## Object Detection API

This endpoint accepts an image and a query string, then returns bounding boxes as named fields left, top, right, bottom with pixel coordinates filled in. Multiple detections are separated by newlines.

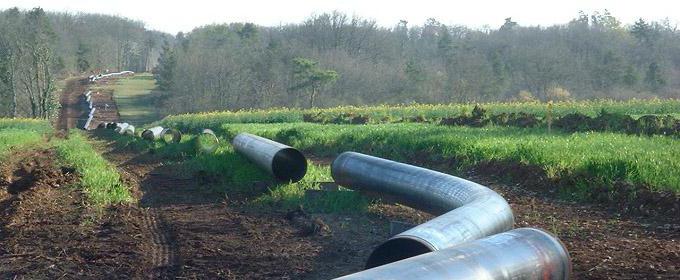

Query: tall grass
left=157, top=99, right=680, bottom=131
left=0, top=119, right=51, bottom=159
left=55, top=131, right=132, bottom=206
left=219, top=123, right=680, bottom=196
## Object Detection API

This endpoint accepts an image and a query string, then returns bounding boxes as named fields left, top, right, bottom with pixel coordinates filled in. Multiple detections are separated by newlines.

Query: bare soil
left=56, top=78, right=89, bottom=130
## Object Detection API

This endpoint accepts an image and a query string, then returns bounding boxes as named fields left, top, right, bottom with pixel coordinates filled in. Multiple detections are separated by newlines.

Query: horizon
left=1, top=0, right=680, bottom=34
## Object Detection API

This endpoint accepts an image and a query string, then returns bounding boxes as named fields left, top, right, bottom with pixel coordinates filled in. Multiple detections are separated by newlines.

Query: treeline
left=0, top=7, right=169, bottom=118
left=155, top=11, right=680, bottom=113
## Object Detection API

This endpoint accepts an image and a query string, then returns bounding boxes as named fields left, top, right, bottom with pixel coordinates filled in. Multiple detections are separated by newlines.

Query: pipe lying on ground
left=196, top=129, right=219, bottom=153
left=335, top=228, right=571, bottom=280
left=105, top=122, right=118, bottom=129
left=121, top=125, right=135, bottom=135
left=331, top=152, right=515, bottom=268
left=232, top=133, right=307, bottom=182
left=141, top=126, right=164, bottom=141
left=161, top=128, right=182, bottom=143
left=114, top=123, right=129, bottom=134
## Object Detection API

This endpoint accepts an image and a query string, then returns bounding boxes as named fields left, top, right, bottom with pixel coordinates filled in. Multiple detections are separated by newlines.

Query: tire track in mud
left=140, top=207, right=180, bottom=278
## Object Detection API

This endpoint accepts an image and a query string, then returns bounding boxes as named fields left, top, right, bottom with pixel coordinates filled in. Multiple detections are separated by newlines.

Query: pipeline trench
left=1, top=76, right=679, bottom=279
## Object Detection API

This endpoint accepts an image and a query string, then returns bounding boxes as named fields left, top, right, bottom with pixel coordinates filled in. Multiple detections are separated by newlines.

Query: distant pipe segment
left=331, top=152, right=515, bottom=268
left=161, top=128, right=182, bottom=143
left=335, top=228, right=571, bottom=280
left=142, top=126, right=165, bottom=141
left=196, top=129, right=219, bottom=153
left=232, top=133, right=307, bottom=182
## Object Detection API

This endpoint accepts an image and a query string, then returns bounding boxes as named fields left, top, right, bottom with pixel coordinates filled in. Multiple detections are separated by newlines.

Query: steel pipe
left=331, top=152, right=514, bottom=268
left=335, top=228, right=571, bottom=280
left=161, top=128, right=182, bottom=143
left=196, top=129, right=219, bottom=153
left=141, top=126, right=165, bottom=141
left=232, top=133, right=307, bottom=182
left=113, top=123, right=128, bottom=133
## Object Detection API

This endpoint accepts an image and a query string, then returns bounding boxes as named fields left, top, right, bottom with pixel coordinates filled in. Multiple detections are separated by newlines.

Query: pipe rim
left=365, top=235, right=436, bottom=269
left=161, top=128, right=182, bottom=143
left=272, top=148, right=307, bottom=182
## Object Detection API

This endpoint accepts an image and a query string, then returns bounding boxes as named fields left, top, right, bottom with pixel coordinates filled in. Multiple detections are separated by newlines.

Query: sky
left=2, top=0, right=680, bottom=34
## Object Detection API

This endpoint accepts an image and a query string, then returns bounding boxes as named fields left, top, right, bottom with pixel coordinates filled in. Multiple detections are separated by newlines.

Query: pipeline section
left=332, top=152, right=515, bottom=268
left=196, top=129, right=219, bottom=153
left=232, top=133, right=307, bottom=182
left=89, top=70, right=134, bottom=82
left=336, top=228, right=571, bottom=280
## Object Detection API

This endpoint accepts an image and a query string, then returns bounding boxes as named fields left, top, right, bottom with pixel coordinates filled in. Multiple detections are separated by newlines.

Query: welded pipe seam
left=331, top=152, right=515, bottom=268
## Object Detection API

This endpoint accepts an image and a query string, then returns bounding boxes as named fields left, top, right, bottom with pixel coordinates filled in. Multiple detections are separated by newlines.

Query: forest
left=0, top=7, right=169, bottom=118
left=154, top=11, right=680, bottom=113
left=2, top=8, right=680, bottom=117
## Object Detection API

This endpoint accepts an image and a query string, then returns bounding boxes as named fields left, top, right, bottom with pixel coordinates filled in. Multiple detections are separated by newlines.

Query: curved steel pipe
left=335, top=228, right=571, bottom=280
left=232, top=133, right=307, bottom=182
left=331, top=152, right=514, bottom=268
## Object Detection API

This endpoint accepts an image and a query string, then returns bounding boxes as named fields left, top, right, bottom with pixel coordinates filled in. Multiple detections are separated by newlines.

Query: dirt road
left=56, top=78, right=89, bottom=130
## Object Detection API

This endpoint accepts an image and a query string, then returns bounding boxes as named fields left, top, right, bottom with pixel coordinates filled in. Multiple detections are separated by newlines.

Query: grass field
left=0, top=119, right=52, bottom=159
left=158, top=99, right=680, bottom=130
left=0, top=118, right=131, bottom=207
left=97, top=73, right=161, bottom=126
left=143, top=98, right=680, bottom=210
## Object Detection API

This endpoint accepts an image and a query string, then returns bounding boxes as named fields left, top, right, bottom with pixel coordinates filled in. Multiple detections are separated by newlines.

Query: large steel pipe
left=331, top=152, right=514, bottom=268
left=335, top=228, right=571, bottom=280
left=232, top=133, right=307, bottom=182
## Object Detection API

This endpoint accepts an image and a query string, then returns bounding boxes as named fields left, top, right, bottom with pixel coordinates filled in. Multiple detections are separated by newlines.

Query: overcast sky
left=2, top=0, right=679, bottom=34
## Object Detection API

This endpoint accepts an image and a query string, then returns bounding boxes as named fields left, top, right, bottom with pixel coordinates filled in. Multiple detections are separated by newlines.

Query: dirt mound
left=0, top=150, right=149, bottom=279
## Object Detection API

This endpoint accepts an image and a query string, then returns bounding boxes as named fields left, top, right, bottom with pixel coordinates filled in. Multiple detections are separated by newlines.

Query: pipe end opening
left=272, top=148, right=307, bottom=183
left=161, top=129, right=182, bottom=143
left=365, top=237, right=433, bottom=269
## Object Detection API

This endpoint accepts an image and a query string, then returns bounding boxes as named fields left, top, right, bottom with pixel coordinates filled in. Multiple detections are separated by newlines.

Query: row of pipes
left=88, top=70, right=135, bottom=82
left=230, top=132, right=572, bottom=280
left=82, top=91, right=96, bottom=130
left=94, top=123, right=570, bottom=279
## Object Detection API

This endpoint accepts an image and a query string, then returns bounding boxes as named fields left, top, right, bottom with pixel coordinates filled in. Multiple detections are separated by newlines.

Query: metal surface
left=141, top=126, right=165, bottom=141
left=335, top=228, right=571, bottom=280
left=121, top=125, right=135, bottom=135
left=114, top=123, right=129, bottom=134
left=232, top=133, right=307, bottom=182
left=160, top=128, right=182, bottom=143
left=196, top=129, right=219, bottom=153
left=331, top=152, right=514, bottom=268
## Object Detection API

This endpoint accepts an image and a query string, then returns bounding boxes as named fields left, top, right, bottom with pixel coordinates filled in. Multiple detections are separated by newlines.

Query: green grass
left=109, top=127, right=370, bottom=213
left=158, top=99, right=680, bottom=131
left=0, top=119, right=51, bottom=159
left=0, top=119, right=130, bottom=208
left=216, top=123, right=680, bottom=197
left=97, top=72, right=161, bottom=126
left=55, top=131, right=132, bottom=206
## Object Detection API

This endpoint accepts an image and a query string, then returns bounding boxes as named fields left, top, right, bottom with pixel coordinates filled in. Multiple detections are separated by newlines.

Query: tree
left=500, top=18, right=518, bottom=31
left=290, top=58, right=338, bottom=108
left=20, top=7, right=57, bottom=119
left=153, top=41, right=175, bottom=91
left=76, top=42, right=90, bottom=72
left=644, top=62, right=665, bottom=91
